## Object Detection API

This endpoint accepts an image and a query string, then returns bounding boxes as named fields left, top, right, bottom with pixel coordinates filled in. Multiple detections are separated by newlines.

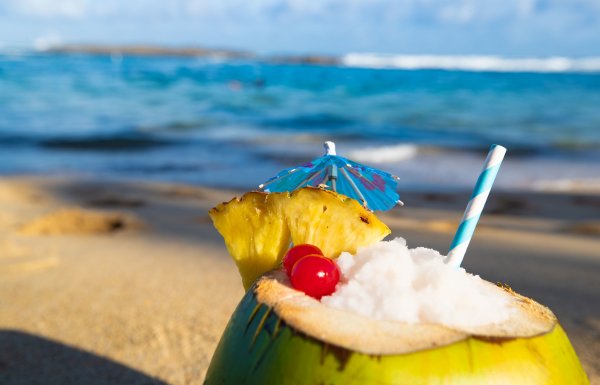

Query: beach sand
left=0, top=176, right=598, bottom=384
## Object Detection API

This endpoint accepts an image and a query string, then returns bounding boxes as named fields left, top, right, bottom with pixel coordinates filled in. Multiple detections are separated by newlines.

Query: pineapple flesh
left=209, top=188, right=391, bottom=289
left=285, top=188, right=391, bottom=258
left=209, top=192, right=291, bottom=289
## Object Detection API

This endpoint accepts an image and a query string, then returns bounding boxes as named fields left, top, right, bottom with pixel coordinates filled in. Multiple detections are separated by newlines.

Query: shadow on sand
left=0, top=330, right=166, bottom=385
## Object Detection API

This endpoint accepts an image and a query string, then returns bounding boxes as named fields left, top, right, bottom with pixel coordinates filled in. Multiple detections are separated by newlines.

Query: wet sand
left=0, top=176, right=598, bottom=384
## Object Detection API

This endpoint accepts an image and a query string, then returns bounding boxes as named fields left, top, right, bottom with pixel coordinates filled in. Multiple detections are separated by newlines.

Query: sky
left=1, top=0, right=600, bottom=56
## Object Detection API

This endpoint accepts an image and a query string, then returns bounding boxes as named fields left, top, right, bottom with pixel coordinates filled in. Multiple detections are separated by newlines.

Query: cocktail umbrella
left=259, top=141, right=403, bottom=211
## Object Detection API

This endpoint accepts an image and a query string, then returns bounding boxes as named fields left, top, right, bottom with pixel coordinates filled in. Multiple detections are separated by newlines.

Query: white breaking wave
left=33, top=34, right=63, bottom=51
left=347, top=144, right=418, bottom=164
left=342, top=53, right=600, bottom=73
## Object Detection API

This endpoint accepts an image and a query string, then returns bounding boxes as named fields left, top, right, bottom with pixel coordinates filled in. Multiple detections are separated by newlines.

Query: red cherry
left=283, top=244, right=323, bottom=275
left=290, top=255, right=340, bottom=299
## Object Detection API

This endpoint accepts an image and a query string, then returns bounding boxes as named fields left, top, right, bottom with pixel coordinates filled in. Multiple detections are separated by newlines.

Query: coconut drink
left=205, top=187, right=589, bottom=384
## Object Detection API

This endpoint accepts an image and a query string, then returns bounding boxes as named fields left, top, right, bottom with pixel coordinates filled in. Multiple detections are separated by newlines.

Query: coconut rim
left=254, top=270, right=557, bottom=355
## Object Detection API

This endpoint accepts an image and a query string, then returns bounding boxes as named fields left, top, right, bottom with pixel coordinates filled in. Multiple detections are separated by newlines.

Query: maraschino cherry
left=290, top=255, right=340, bottom=299
left=283, top=244, right=323, bottom=275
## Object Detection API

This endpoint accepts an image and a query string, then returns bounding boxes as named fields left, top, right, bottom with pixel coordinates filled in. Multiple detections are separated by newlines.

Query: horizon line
left=2, top=43, right=600, bottom=73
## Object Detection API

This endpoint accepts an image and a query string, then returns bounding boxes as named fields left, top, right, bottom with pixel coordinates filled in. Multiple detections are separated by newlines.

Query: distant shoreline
left=42, top=44, right=341, bottom=66
left=33, top=45, right=600, bottom=73
left=44, top=44, right=252, bottom=59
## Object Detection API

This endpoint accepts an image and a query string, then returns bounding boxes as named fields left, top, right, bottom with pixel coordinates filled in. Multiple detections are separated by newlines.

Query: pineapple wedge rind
left=209, top=192, right=291, bottom=290
left=285, top=188, right=391, bottom=258
left=209, top=188, right=390, bottom=289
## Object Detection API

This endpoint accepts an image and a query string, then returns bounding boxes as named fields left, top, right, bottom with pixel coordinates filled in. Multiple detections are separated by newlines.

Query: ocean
left=1, top=52, right=599, bottom=192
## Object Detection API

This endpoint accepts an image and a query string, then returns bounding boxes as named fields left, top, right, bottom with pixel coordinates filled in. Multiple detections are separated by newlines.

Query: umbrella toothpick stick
left=446, top=144, right=506, bottom=267
left=324, top=141, right=338, bottom=191
left=340, top=168, right=368, bottom=207
left=319, top=168, right=331, bottom=189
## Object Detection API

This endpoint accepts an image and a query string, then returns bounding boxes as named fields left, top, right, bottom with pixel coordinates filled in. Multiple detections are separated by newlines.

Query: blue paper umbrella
left=259, top=141, right=403, bottom=211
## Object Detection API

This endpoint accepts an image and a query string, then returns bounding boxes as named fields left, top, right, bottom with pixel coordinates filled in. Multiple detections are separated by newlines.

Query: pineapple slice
left=209, top=187, right=391, bottom=289
left=285, top=188, right=391, bottom=258
left=209, top=192, right=291, bottom=289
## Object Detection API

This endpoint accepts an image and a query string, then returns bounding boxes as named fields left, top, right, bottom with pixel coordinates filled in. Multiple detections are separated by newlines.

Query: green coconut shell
left=204, top=271, right=589, bottom=385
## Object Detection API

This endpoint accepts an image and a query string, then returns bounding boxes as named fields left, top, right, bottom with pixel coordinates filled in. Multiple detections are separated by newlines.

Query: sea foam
left=321, top=238, right=513, bottom=328
left=342, top=53, right=600, bottom=73
left=347, top=144, right=418, bottom=163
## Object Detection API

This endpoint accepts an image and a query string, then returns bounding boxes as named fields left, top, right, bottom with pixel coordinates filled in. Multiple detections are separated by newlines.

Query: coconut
left=205, top=189, right=589, bottom=384
left=204, top=270, right=589, bottom=384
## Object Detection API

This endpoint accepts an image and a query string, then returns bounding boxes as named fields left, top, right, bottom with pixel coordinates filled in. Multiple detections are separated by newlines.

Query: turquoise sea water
left=1, top=53, right=599, bottom=190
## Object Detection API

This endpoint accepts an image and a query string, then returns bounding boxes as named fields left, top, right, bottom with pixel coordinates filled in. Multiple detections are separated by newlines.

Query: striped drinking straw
left=446, top=144, right=507, bottom=267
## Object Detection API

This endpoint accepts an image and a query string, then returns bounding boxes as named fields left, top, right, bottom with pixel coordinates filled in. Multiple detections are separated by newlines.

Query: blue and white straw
left=446, top=144, right=507, bottom=267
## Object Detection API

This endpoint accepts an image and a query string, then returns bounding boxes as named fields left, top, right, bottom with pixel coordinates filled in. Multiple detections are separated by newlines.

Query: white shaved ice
left=321, top=238, right=513, bottom=328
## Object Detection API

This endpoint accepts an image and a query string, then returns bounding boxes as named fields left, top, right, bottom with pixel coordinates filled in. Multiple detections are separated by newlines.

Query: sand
left=0, top=176, right=598, bottom=384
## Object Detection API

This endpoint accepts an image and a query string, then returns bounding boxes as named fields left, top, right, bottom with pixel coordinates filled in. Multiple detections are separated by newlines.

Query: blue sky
left=1, top=0, right=600, bottom=56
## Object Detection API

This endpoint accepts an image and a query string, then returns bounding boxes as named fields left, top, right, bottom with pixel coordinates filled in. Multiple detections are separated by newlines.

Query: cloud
left=1, top=0, right=599, bottom=55
left=4, top=0, right=600, bottom=25
left=33, top=32, right=63, bottom=50
left=8, top=0, right=88, bottom=19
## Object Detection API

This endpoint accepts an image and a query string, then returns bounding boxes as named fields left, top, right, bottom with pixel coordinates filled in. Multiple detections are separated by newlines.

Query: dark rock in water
left=39, top=135, right=176, bottom=151
left=43, top=44, right=252, bottom=59
left=267, top=55, right=340, bottom=66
